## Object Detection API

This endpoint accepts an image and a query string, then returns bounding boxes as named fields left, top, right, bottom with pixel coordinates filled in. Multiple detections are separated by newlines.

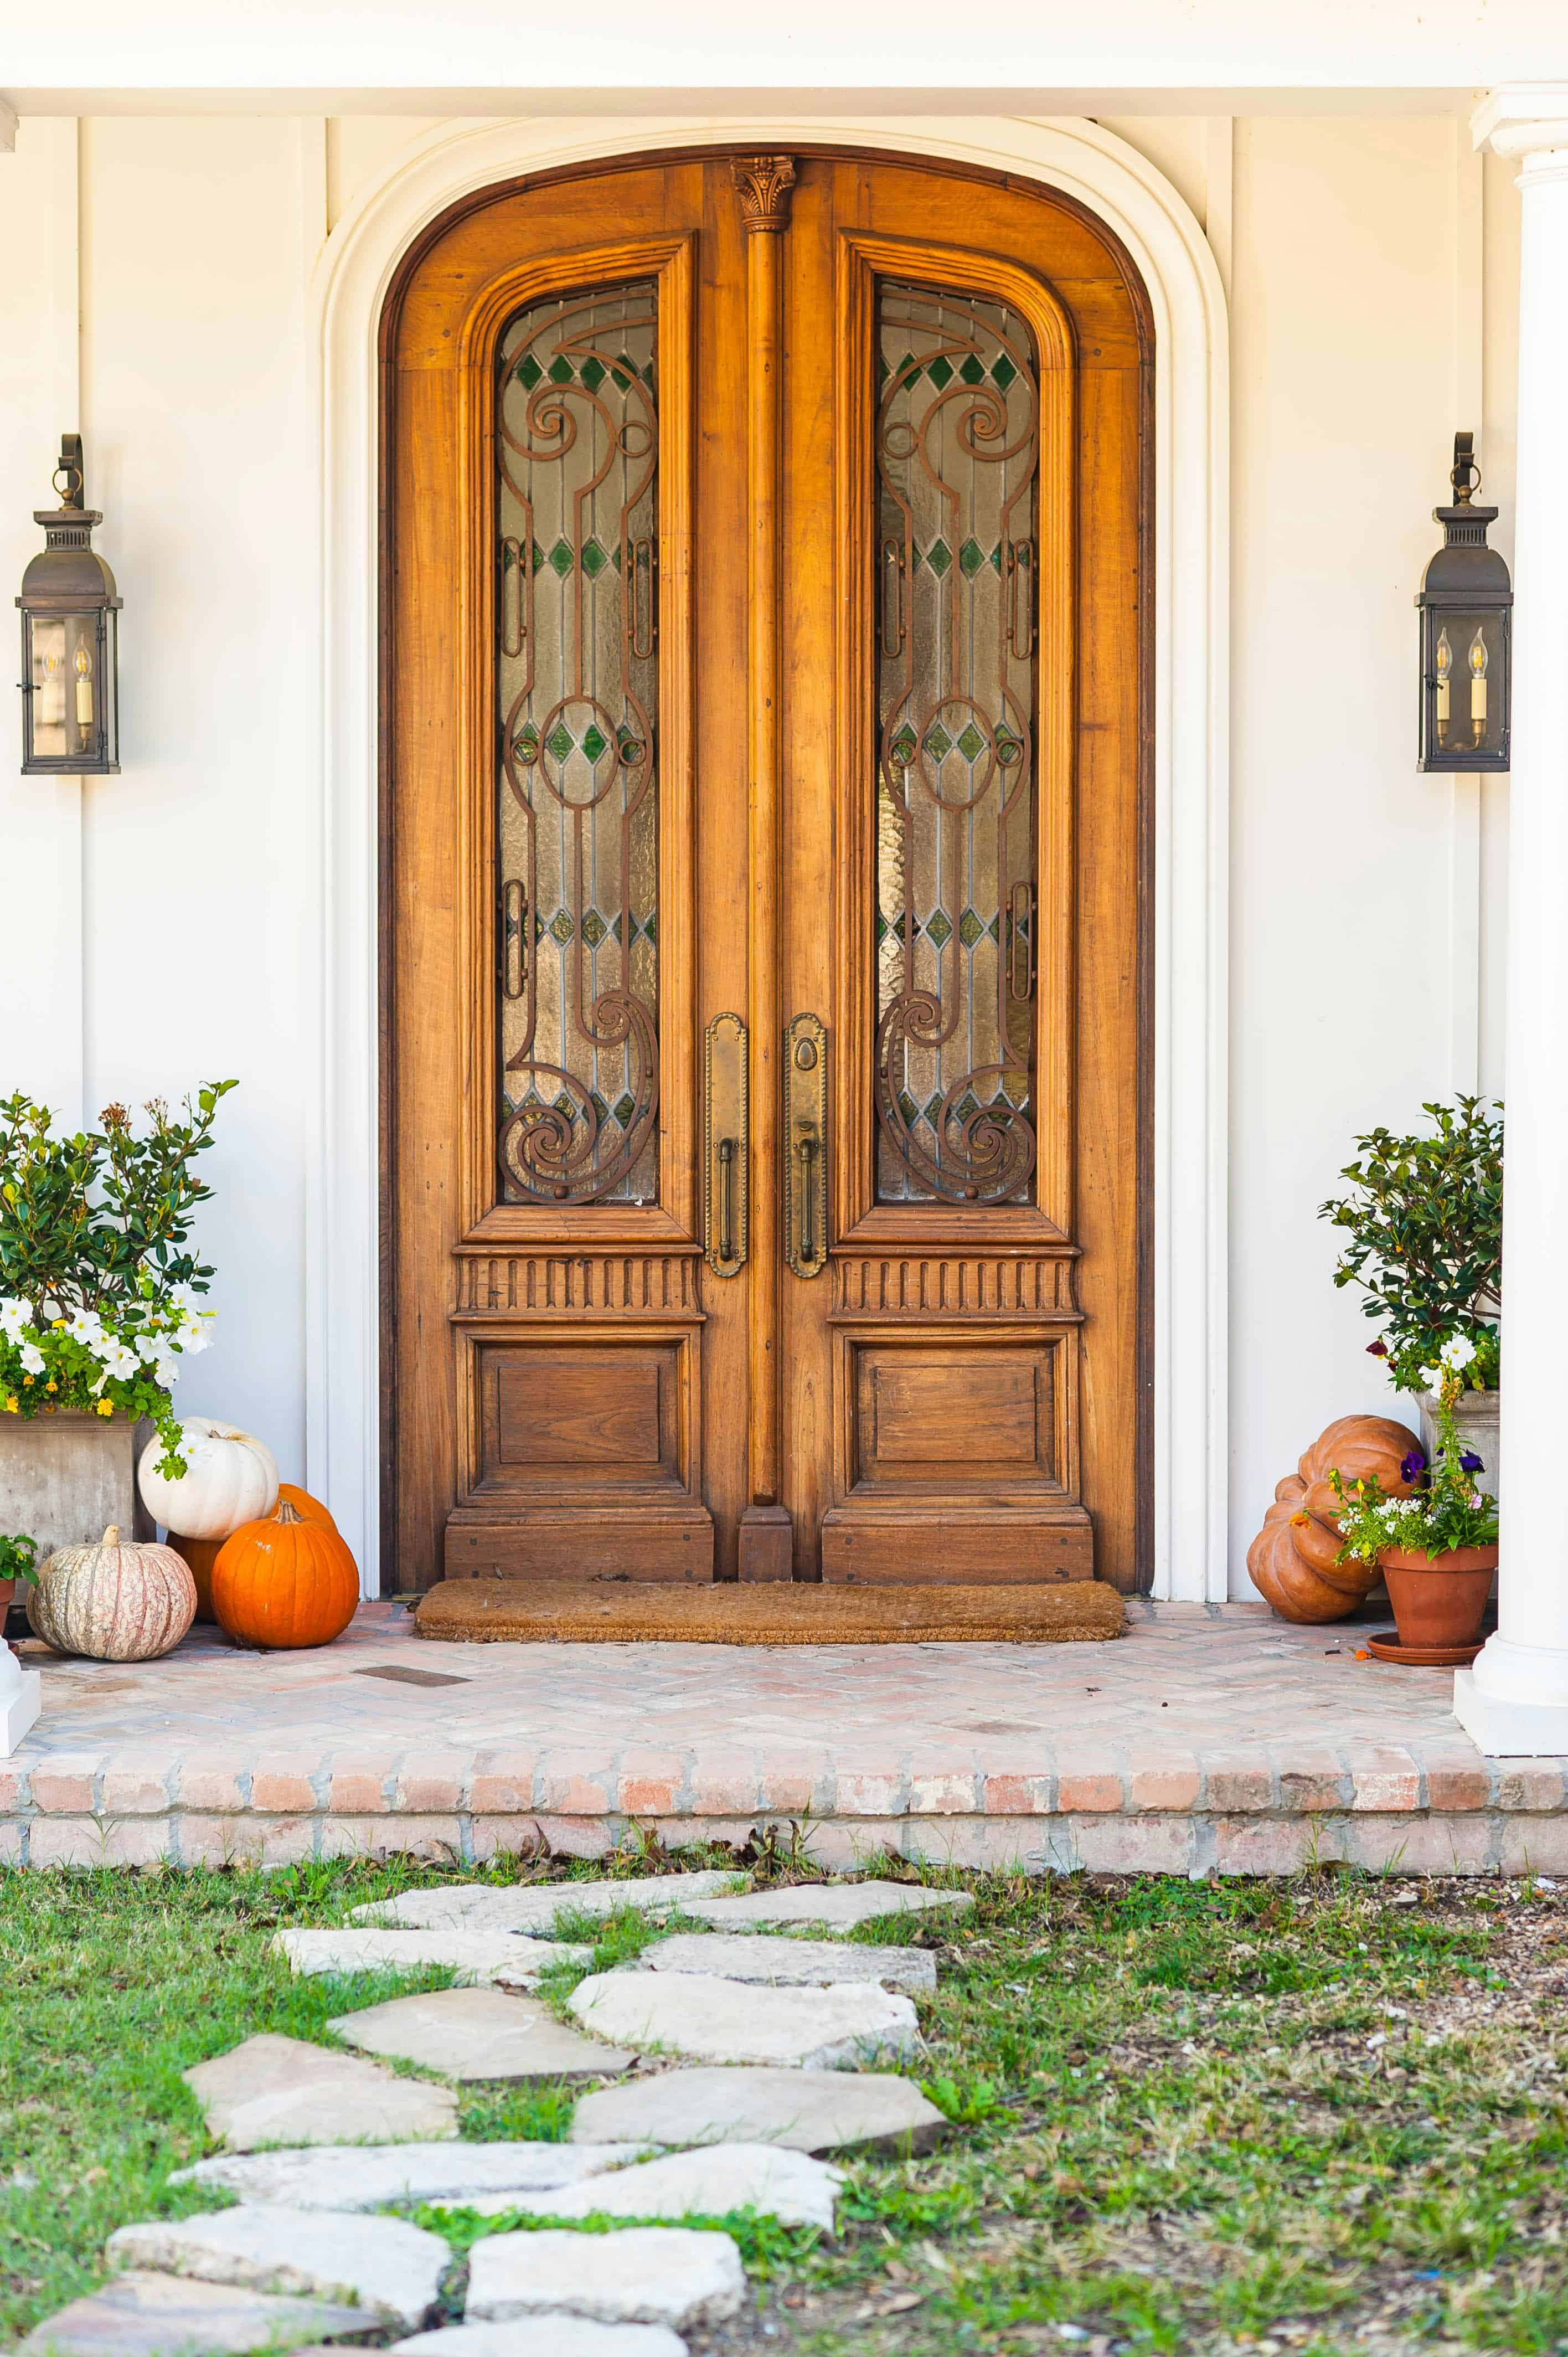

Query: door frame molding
left=307, top=112, right=1230, bottom=1602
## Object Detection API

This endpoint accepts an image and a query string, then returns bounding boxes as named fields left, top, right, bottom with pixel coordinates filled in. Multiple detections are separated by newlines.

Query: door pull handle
left=783, top=1012, right=828, bottom=1279
left=703, top=1013, right=749, bottom=1277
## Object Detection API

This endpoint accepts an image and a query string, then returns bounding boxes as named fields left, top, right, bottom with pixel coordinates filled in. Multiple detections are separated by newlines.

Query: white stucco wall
left=0, top=106, right=1518, bottom=1587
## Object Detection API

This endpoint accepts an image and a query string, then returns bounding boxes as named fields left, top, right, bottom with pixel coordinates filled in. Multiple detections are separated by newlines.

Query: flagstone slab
left=569, top=2065, right=947, bottom=2157
left=353, top=1873, right=745, bottom=1936
left=638, top=1931, right=936, bottom=1994
left=16, top=2272, right=378, bottom=2357
left=568, top=1969, right=919, bottom=2069
left=105, top=2207, right=450, bottom=2333
left=389, top=2324, right=687, bottom=2357
left=329, top=1987, right=634, bottom=2081
left=681, top=1880, right=973, bottom=1933
left=462, top=2142, right=841, bottom=2232
left=273, top=1929, right=593, bottom=1986
left=184, top=2033, right=457, bottom=2151
left=465, top=2227, right=744, bottom=2330
left=171, top=2140, right=648, bottom=2211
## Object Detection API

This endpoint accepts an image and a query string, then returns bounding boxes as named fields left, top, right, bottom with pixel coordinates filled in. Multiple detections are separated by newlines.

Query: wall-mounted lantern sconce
left=1416, top=432, right=1511, bottom=773
left=17, top=434, right=121, bottom=775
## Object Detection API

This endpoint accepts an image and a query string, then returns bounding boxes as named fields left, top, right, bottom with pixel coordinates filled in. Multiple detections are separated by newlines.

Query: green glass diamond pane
left=549, top=909, right=574, bottom=945
left=581, top=909, right=608, bottom=948
left=925, top=910, right=953, bottom=949
left=897, top=1090, right=920, bottom=1126
left=580, top=725, right=608, bottom=762
left=958, top=354, right=986, bottom=385
left=926, top=356, right=953, bottom=390
left=545, top=724, right=574, bottom=759
left=514, top=355, right=543, bottom=390
left=580, top=539, right=610, bottom=580
left=547, top=539, right=574, bottom=578
left=579, top=357, right=606, bottom=392
left=958, top=538, right=986, bottom=578
left=957, top=909, right=984, bottom=948
left=991, top=353, right=1017, bottom=390
left=956, top=724, right=986, bottom=762
left=612, top=1094, right=636, bottom=1126
left=922, top=724, right=953, bottom=761
left=923, top=539, right=952, bottom=577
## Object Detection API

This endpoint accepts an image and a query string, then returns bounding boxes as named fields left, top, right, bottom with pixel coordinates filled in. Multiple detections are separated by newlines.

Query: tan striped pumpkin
left=28, top=1525, right=197, bottom=1661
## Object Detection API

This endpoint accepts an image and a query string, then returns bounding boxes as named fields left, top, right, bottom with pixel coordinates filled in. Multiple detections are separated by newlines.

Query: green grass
left=2, top=1854, right=1565, bottom=2354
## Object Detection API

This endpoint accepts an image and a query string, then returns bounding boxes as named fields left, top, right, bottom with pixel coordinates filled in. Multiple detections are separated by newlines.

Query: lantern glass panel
left=1428, top=605, right=1507, bottom=766
left=24, top=607, right=114, bottom=769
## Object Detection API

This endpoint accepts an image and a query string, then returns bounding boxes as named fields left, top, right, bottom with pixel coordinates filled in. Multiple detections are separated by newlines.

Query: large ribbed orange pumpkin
left=212, top=1501, right=359, bottom=1650
left=173, top=1486, right=337, bottom=1623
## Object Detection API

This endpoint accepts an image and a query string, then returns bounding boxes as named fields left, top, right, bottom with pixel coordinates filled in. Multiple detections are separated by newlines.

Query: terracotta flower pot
left=1379, top=1546, right=1498, bottom=1652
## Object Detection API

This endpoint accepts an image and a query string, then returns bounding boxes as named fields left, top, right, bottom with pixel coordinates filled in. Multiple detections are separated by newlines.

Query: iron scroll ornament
left=494, top=286, right=662, bottom=1206
left=873, top=281, right=1040, bottom=1207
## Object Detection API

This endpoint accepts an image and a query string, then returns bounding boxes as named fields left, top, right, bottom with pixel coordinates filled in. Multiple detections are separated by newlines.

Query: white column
left=1456, top=91, right=1568, bottom=1754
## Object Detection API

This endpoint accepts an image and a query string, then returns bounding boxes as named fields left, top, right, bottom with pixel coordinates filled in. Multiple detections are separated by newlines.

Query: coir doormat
left=414, top=1578, right=1126, bottom=1646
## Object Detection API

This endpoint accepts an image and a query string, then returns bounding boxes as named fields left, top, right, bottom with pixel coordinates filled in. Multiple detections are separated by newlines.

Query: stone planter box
left=1416, top=1386, right=1500, bottom=1497
left=0, top=1410, right=154, bottom=1565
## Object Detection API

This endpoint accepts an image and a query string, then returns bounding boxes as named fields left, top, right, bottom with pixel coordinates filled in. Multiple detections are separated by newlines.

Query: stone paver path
left=569, top=2062, right=948, bottom=2155
left=184, top=2032, right=457, bottom=2149
left=171, top=2139, right=647, bottom=2210
left=16, top=2272, right=378, bottom=2357
left=28, top=1865, right=963, bottom=2356
left=390, top=2326, right=687, bottom=2356
left=465, top=2225, right=745, bottom=2329
left=275, top=1928, right=594, bottom=1984
left=105, top=2207, right=449, bottom=2332
left=329, top=1986, right=634, bottom=2081
left=353, top=1872, right=745, bottom=1936
left=462, top=2142, right=842, bottom=2232
left=683, top=1879, right=974, bottom=1931
left=569, top=1967, right=920, bottom=2068
left=639, top=1929, right=937, bottom=1991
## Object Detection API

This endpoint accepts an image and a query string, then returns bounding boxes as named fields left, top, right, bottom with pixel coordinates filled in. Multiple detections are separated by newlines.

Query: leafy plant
left=1318, top=1095, right=1502, bottom=1394
left=0, top=1532, right=38, bottom=1587
left=1331, top=1354, right=1499, bottom=1565
left=0, top=1083, right=236, bottom=1474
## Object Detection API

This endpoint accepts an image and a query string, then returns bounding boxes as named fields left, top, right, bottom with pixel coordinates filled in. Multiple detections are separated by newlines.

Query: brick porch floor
left=2, top=1600, right=1564, bottom=1876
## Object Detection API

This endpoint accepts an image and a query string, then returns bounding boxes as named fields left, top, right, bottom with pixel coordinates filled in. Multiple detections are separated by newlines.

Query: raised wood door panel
left=383, top=148, right=1149, bottom=1596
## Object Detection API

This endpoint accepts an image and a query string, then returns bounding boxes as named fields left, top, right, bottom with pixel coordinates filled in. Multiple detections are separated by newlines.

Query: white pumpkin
left=137, top=1417, right=280, bottom=1541
left=28, top=1525, right=197, bottom=1661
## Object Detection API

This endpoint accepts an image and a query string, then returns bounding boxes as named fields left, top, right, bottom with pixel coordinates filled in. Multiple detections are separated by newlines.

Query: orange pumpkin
left=168, top=1532, right=224, bottom=1623
left=1246, top=1412, right=1422, bottom=1623
left=277, top=1483, right=338, bottom=1531
left=212, top=1500, right=359, bottom=1650
left=172, top=1488, right=336, bottom=1623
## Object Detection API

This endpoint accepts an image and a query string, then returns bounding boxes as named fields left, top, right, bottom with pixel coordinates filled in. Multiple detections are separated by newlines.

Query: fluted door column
left=1456, top=90, right=1568, bottom=1753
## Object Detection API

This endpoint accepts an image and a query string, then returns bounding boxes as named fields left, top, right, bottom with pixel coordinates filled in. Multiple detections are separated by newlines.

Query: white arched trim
left=307, top=114, right=1229, bottom=1603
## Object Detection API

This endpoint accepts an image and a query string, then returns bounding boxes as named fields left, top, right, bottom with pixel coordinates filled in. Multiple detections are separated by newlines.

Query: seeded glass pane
left=496, top=282, right=660, bottom=1205
left=873, top=281, right=1039, bottom=1206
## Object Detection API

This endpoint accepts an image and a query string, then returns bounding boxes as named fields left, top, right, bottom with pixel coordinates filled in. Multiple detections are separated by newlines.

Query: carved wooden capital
left=731, top=153, right=797, bottom=233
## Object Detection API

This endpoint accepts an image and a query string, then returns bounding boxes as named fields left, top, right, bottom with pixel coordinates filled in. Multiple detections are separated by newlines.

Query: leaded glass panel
left=495, top=282, right=660, bottom=1205
left=873, top=280, right=1038, bottom=1205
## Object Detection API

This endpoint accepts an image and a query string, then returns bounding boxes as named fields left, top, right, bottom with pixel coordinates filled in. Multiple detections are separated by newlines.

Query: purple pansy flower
left=1400, top=1449, right=1427, bottom=1483
left=1460, top=1451, right=1484, bottom=1474
left=1366, top=1338, right=1389, bottom=1358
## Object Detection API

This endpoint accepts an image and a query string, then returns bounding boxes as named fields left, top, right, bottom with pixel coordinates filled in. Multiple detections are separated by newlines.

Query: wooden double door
left=384, top=148, right=1149, bottom=1593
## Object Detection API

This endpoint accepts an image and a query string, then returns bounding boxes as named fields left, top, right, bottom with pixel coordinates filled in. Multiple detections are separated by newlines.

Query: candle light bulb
left=1435, top=626, right=1452, bottom=733
left=1468, top=626, right=1488, bottom=729
left=73, top=639, right=95, bottom=729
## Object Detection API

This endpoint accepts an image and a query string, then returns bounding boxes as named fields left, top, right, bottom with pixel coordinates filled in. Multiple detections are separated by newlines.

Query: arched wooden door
left=383, top=148, right=1150, bottom=1594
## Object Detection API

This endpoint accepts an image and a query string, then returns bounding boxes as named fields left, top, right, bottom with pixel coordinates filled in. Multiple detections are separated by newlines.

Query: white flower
left=179, top=1311, right=214, bottom=1356
left=18, top=1342, right=44, bottom=1376
left=1417, top=1366, right=1442, bottom=1396
left=170, top=1282, right=204, bottom=1316
left=1441, top=1334, right=1477, bottom=1370
left=65, top=1307, right=105, bottom=1347
left=0, top=1297, right=33, bottom=1345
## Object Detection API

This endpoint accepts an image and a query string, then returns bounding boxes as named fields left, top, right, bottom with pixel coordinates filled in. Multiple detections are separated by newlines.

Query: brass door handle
left=704, top=1012, right=749, bottom=1277
left=784, top=1012, right=828, bottom=1279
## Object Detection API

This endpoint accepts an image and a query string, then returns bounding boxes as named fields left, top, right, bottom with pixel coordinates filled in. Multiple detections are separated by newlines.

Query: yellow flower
left=96, top=1399, right=114, bottom=1418
left=52, top=1318, right=67, bottom=1330
left=44, top=1380, right=56, bottom=1393
left=21, top=1375, right=32, bottom=1388
left=2, top=1396, right=17, bottom=1413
